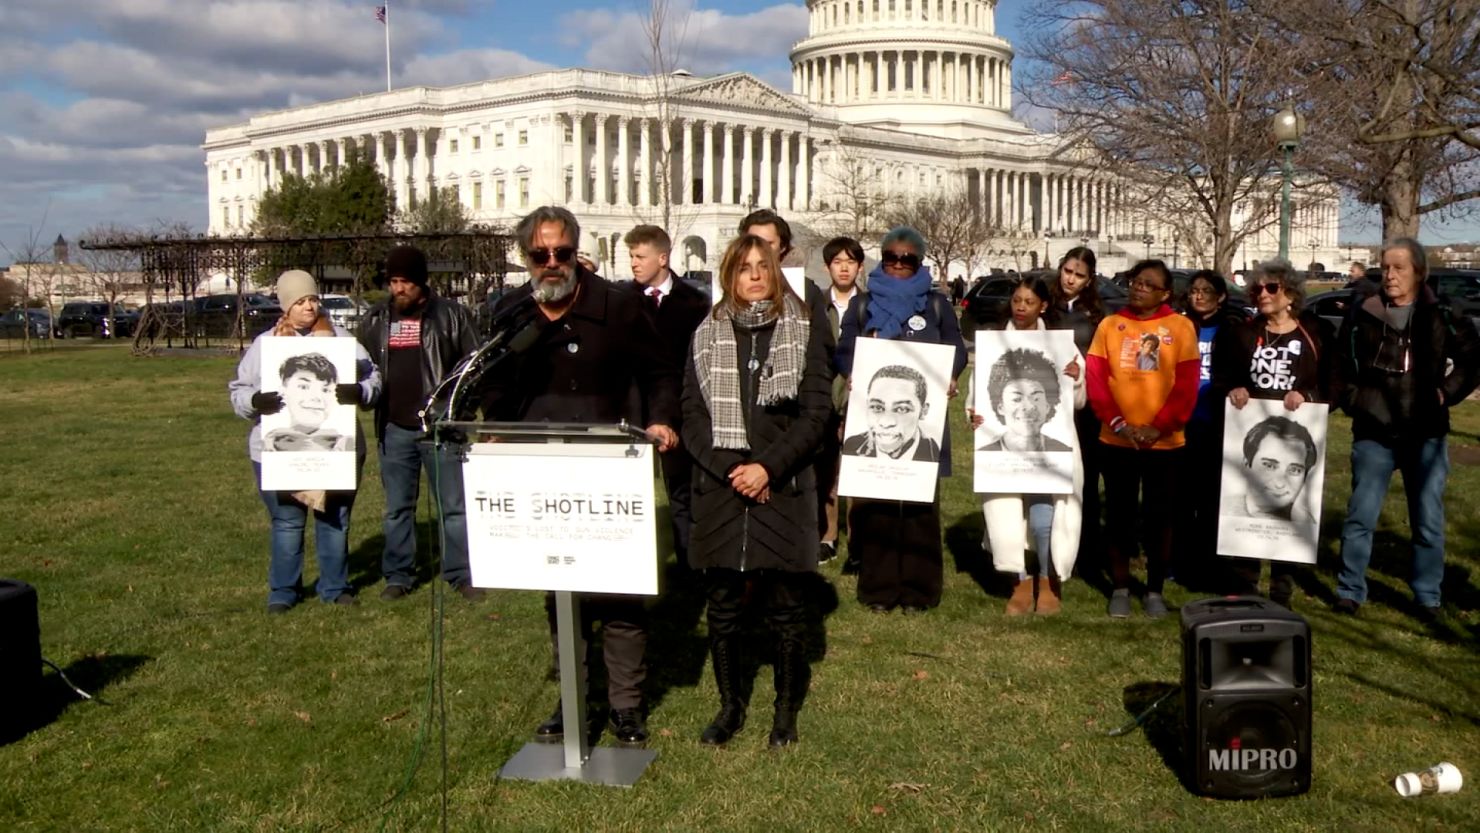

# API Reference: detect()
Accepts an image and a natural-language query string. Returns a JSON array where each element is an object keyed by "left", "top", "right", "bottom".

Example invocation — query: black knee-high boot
[
  {"left": 768, "top": 634, "right": 810, "bottom": 748},
  {"left": 700, "top": 636, "right": 750, "bottom": 745}
]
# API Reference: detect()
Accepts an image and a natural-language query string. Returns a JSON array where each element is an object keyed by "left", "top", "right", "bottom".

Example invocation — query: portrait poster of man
[
  {"left": 259, "top": 336, "right": 359, "bottom": 491},
  {"left": 972, "top": 330, "right": 1077, "bottom": 495},
  {"left": 838, "top": 338, "right": 956, "bottom": 502},
  {"left": 1216, "top": 398, "right": 1329, "bottom": 564}
]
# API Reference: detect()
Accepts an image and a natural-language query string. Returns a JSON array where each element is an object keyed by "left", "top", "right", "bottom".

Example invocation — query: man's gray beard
[{"left": 530, "top": 271, "right": 577, "bottom": 303}]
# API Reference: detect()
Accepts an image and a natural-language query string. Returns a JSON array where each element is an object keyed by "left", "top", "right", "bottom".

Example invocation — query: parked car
[
  {"left": 57, "top": 301, "right": 136, "bottom": 339},
  {"left": 195, "top": 293, "right": 281, "bottom": 338},
  {"left": 0, "top": 308, "right": 54, "bottom": 339},
  {"left": 319, "top": 294, "right": 365, "bottom": 331}
]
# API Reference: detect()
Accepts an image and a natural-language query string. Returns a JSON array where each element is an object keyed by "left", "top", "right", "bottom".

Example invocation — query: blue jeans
[
  {"left": 379, "top": 422, "right": 470, "bottom": 588},
  {"left": 252, "top": 462, "right": 353, "bottom": 606},
  {"left": 1337, "top": 436, "right": 1449, "bottom": 607},
  {"left": 1019, "top": 497, "right": 1055, "bottom": 580}
]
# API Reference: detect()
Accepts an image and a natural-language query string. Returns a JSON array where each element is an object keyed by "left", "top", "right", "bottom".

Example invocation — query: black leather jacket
[{"left": 358, "top": 290, "right": 481, "bottom": 437}]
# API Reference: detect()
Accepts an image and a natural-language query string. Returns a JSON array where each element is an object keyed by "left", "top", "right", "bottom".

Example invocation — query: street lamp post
[
  {"left": 1272, "top": 105, "right": 1306, "bottom": 262},
  {"left": 1142, "top": 234, "right": 1154, "bottom": 260}
]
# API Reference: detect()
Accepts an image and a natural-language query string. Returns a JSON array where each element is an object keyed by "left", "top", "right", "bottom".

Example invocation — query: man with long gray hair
[{"left": 1332, "top": 237, "right": 1480, "bottom": 623}]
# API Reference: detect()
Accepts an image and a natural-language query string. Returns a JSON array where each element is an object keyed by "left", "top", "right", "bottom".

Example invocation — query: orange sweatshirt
[{"left": 1085, "top": 306, "right": 1200, "bottom": 450}]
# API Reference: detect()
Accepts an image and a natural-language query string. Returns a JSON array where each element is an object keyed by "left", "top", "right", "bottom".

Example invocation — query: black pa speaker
[
  {"left": 1181, "top": 596, "right": 1311, "bottom": 798},
  {"left": 0, "top": 579, "right": 42, "bottom": 739}
]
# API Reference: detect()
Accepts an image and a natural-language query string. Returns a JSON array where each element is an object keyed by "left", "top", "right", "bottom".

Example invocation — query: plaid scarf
[{"left": 692, "top": 295, "right": 809, "bottom": 450}]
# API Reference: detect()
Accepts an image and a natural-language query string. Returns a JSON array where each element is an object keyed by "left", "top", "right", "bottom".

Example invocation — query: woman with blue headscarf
[{"left": 835, "top": 227, "right": 968, "bottom": 612}]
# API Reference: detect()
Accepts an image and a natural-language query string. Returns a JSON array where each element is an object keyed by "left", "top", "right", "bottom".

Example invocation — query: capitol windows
[
  {"left": 495, "top": 180, "right": 506, "bottom": 209},
  {"left": 235, "top": 168, "right": 242, "bottom": 180},
  {"left": 449, "top": 184, "right": 460, "bottom": 204},
  {"left": 519, "top": 176, "right": 530, "bottom": 208},
  {"left": 220, "top": 168, "right": 227, "bottom": 182},
  {"left": 564, "top": 124, "right": 574, "bottom": 143},
  {"left": 222, "top": 206, "right": 230, "bottom": 228},
  {"left": 495, "top": 132, "right": 505, "bottom": 148},
  {"left": 449, "top": 138, "right": 460, "bottom": 154},
  {"left": 473, "top": 181, "right": 483, "bottom": 210},
  {"left": 237, "top": 205, "right": 244, "bottom": 225},
  {"left": 518, "top": 130, "right": 529, "bottom": 146},
  {"left": 472, "top": 135, "right": 482, "bottom": 151}
]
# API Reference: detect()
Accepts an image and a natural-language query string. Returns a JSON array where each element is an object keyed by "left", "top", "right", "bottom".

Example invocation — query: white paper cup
[{"left": 1395, "top": 762, "right": 1463, "bottom": 797}]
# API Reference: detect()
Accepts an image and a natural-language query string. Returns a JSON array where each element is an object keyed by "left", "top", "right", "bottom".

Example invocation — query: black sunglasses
[
  {"left": 1250, "top": 281, "right": 1284, "bottom": 295},
  {"left": 527, "top": 246, "right": 577, "bottom": 266},
  {"left": 881, "top": 251, "right": 922, "bottom": 270}
]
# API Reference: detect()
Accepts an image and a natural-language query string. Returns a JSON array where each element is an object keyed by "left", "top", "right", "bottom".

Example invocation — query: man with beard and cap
[
  {"left": 358, "top": 245, "right": 483, "bottom": 601},
  {"left": 623, "top": 224, "right": 709, "bottom": 570},
  {"left": 480, "top": 206, "right": 680, "bottom": 749}
]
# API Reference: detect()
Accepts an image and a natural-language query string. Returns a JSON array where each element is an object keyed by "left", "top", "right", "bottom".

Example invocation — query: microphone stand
[{"left": 418, "top": 291, "right": 540, "bottom": 448}]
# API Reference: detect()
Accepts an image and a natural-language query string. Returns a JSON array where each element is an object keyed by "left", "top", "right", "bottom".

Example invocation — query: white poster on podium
[
  {"left": 259, "top": 335, "right": 359, "bottom": 492},
  {"left": 463, "top": 443, "right": 659, "bottom": 594}
]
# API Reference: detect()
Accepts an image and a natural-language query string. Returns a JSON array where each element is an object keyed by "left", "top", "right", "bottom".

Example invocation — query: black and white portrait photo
[
  {"left": 1216, "top": 399, "right": 1329, "bottom": 563},
  {"left": 838, "top": 338, "right": 956, "bottom": 502},
  {"left": 260, "top": 336, "right": 359, "bottom": 491},
  {"left": 972, "top": 330, "right": 1077, "bottom": 494}
]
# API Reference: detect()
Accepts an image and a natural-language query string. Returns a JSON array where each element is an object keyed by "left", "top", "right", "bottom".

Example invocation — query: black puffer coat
[{"left": 681, "top": 305, "right": 833, "bottom": 573}]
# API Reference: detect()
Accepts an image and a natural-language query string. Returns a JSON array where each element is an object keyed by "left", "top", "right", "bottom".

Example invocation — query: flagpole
[{"left": 384, "top": 0, "right": 392, "bottom": 92}]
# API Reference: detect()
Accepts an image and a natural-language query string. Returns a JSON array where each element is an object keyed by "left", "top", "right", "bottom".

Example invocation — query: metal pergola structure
[{"left": 81, "top": 227, "right": 514, "bottom": 353}]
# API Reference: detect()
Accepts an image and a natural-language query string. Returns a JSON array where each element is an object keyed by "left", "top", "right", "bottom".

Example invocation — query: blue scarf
[{"left": 865, "top": 263, "right": 933, "bottom": 339}]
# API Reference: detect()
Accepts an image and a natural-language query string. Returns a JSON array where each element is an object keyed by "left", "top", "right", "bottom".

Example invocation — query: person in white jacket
[
  {"left": 228, "top": 270, "right": 381, "bottom": 613},
  {"left": 967, "top": 276, "right": 1086, "bottom": 615}
]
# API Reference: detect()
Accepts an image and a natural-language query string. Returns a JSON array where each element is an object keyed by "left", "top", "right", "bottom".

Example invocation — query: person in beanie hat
[
  {"left": 357, "top": 245, "right": 484, "bottom": 601},
  {"left": 228, "top": 269, "right": 382, "bottom": 613}
]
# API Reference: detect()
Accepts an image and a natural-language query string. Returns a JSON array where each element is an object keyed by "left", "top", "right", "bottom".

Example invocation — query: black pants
[
  {"left": 850, "top": 496, "right": 943, "bottom": 609},
  {"left": 1101, "top": 444, "right": 1182, "bottom": 594},
  {"left": 704, "top": 569, "right": 809, "bottom": 642},
  {"left": 815, "top": 411, "right": 844, "bottom": 544},
  {"left": 660, "top": 448, "right": 693, "bottom": 567},
  {"left": 545, "top": 592, "right": 648, "bottom": 711},
  {"left": 1173, "top": 418, "right": 1222, "bottom": 585},
  {"left": 1229, "top": 559, "right": 1299, "bottom": 604}
]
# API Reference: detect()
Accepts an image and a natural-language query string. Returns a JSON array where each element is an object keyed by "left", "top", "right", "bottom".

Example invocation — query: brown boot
[
  {"left": 1005, "top": 578, "right": 1034, "bottom": 616},
  {"left": 1035, "top": 576, "right": 1061, "bottom": 616}
]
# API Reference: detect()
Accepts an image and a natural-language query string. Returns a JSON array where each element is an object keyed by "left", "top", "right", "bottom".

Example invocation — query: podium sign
[{"left": 464, "top": 442, "right": 659, "bottom": 595}]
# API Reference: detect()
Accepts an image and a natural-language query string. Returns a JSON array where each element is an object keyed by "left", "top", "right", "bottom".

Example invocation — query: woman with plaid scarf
[{"left": 682, "top": 234, "right": 834, "bottom": 749}]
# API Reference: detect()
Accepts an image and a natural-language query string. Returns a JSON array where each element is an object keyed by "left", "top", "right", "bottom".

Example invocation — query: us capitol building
[{"left": 203, "top": 0, "right": 1339, "bottom": 279}]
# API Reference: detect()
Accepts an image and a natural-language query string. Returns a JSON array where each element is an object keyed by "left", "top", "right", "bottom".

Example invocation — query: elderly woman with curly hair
[
  {"left": 836, "top": 226, "right": 968, "bottom": 613},
  {"left": 968, "top": 275, "right": 1086, "bottom": 614}
]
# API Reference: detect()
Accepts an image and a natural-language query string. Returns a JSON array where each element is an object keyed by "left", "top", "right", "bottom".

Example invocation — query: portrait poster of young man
[
  {"left": 838, "top": 338, "right": 956, "bottom": 502},
  {"left": 1216, "top": 398, "right": 1329, "bottom": 563},
  {"left": 259, "top": 336, "right": 360, "bottom": 491}
]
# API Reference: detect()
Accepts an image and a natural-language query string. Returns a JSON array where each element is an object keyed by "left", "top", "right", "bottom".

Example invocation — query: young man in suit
[{"left": 625, "top": 224, "right": 709, "bottom": 568}]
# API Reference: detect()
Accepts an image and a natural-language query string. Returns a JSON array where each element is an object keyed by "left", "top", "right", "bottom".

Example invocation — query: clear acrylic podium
[{"left": 445, "top": 420, "right": 660, "bottom": 787}]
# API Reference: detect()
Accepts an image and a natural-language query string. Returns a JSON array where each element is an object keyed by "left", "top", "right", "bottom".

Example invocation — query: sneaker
[
  {"left": 266, "top": 602, "right": 292, "bottom": 615},
  {"left": 818, "top": 541, "right": 838, "bottom": 565},
  {"left": 332, "top": 593, "right": 358, "bottom": 607},
  {"left": 380, "top": 583, "right": 412, "bottom": 601},
  {"left": 454, "top": 583, "right": 486, "bottom": 602},
  {"left": 1143, "top": 592, "right": 1168, "bottom": 619},
  {"left": 1414, "top": 605, "right": 1441, "bottom": 625},
  {"left": 1332, "top": 598, "right": 1360, "bottom": 616},
  {"left": 1107, "top": 588, "right": 1131, "bottom": 619}
]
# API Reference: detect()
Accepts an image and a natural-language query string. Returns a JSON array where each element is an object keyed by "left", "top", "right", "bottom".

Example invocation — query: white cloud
[
  {"left": 558, "top": 2, "right": 806, "bottom": 76},
  {"left": 403, "top": 49, "right": 555, "bottom": 87}
]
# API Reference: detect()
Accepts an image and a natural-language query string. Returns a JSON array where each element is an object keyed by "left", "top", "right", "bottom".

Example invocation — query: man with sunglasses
[
  {"left": 480, "top": 205, "right": 680, "bottom": 749},
  {"left": 359, "top": 245, "right": 483, "bottom": 602},
  {"left": 1086, "top": 259, "right": 1201, "bottom": 619},
  {"left": 1331, "top": 237, "right": 1480, "bottom": 623}
]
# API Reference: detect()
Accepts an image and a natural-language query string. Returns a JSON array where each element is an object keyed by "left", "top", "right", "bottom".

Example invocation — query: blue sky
[{"left": 0, "top": 1, "right": 1473, "bottom": 263}]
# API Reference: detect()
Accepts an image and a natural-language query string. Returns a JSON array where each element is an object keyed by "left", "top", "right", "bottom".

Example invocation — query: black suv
[
  {"left": 195, "top": 293, "right": 281, "bottom": 339},
  {"left": 57, "top": 301, "right": 136, "bottom": 339}
]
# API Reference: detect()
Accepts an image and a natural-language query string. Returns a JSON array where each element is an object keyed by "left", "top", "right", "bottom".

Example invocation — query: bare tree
[
  {"left": 1020, "top": 0, "right": 1303, "bottom": 275},
  {"left": 812, "top": 136, "right": 892, "bottom": 243},
  {"left": 0, "top": 211, "right": 55, "bottom": 353},
  {"left": 78, "top": 223, "right": 143, "bottom": 336},
  {"left": 1261, "top": 0, "right": 1480, "bottom": 237},
  {"left": 637, "top": 0, "right": 698, "bottom": 242}
]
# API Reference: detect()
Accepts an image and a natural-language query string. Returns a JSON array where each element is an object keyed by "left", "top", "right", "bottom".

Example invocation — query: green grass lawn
[{"left": 1, "top": 346, "right": 1477, "bottom": 832}]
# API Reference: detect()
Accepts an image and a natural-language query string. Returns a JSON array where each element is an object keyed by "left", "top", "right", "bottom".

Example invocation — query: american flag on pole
[
  {"left": 375, "top": 5, "right": 386, "bottom": 23},
  {"left": 1051, "top": 70, "right": 1073, "bottom": 87}
]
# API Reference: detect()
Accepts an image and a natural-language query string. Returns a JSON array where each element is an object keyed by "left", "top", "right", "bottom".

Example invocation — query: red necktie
[{"left": 647, "top": 287, "right": 662, "bottom": 309}]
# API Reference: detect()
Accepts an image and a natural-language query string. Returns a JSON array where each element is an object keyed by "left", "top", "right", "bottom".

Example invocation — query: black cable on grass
[
  {"left": 41, "top": 657, "right": 107, "bottom": 705},
  {"left": 1105, "top": 686, "right": 1179, "bottom": 737}
]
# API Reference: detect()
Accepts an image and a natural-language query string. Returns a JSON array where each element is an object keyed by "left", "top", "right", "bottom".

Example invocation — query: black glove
[
  {"left": 250, "top": 391, "right": 283, "bottom": 415},
  {"left": 336, "top": 383, "right": 362, "bottom": 406}
]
